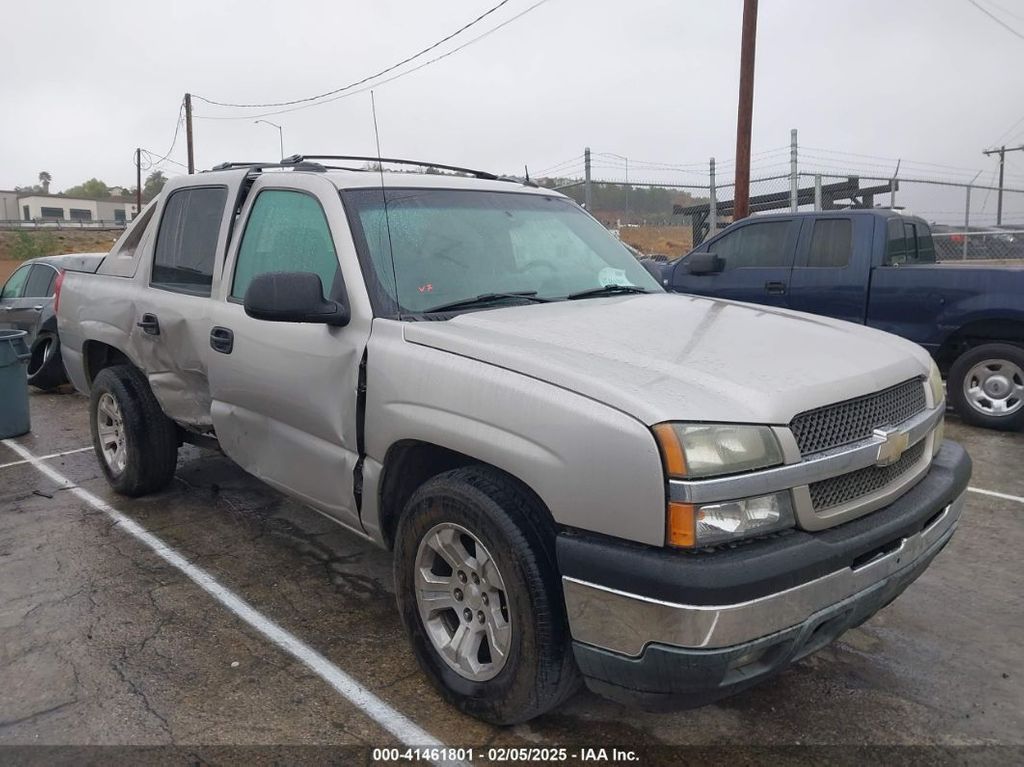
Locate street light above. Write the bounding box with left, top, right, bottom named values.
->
left=254, top=119, right=284, bottom=161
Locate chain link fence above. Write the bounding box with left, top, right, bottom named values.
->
left=536, top=140, right=1024, bottom=262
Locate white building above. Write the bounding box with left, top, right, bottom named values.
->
left=0, top=190, right=137, bottom=224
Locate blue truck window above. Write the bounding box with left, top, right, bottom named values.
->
left=714, top=221, right=791, bottom=270
left=807, top=219, right=852, bottom=267
left=886, top=219, right=906, bottom=265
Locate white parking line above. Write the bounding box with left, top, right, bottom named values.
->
left=968, top=486, right=1024, bottom=505
left=2, top=438, right=463, bottom=763
left=0, top=445, right=93, bottom=471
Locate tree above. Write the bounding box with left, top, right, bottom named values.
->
left=142, top=171, right=167, bottom=201
left=38, top=171, right=51, bottom=194
left=61, top=178, right=110, bottom=199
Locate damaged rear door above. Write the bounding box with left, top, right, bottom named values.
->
left=131, top=174, right=249, bottom=429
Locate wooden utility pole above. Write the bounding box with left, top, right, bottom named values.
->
left=135, top=148, right=142, bottom=215
left=733, top=0, right=758, bottom=221
left=184, top=93, right=195, bottom=174
left=983, top=144, right=1024, bottom=225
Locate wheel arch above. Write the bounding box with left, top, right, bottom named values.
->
left=376, top=439, right=558, bottom=550
left=83, top=340, right=135, bottom=385
left=935, top=318, right=1024, bottom=373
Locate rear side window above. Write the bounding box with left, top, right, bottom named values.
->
left=915, top=222, right=936, bottom=263
left=806, top=219, right=852, bottom=267
left=886, top=219, right=936, bottom=266
left=114, top=204, right=156, bottom=262
left=713, top=221, right=792, bottom=270
left=152, top=187, right=227, bottom=295
left=231, top=190, right=339, bottom=301
left=23, top=265, right=58, bottom=297
left=886, top=219, right=905, bottom=264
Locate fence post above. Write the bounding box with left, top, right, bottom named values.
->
left=963, top=185, right=971, bottom=261
left=790, top=128, right=798, bottom=212
left=584, top=147, right=593, bottom=211
left=814, top=174, right=822, bottom=211
left=709, top=157, right=717, bottom=237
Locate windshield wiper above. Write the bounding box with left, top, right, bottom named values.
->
left=567, top=284, right=650, bottom=300
left=422, top=291, right=550, bottom=314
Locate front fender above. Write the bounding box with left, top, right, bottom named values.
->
left=364, top=321, right=667, bottom=547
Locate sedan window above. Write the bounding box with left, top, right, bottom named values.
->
left=1, top=264, right=31, bottom=299
left=23, top=265, right=58, bottom=298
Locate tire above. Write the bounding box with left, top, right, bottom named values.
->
left=26, top=330, right=68, bottom=391
left=394, top=466, right=580, bottom=724
left=89, top=365, right=179, bottom=496
left=948, top=343, right=1024, bottom=431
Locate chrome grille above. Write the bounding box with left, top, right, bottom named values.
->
left=790, top=378, right=927, bottom=456
left=808, top=440, right=927, bottom=511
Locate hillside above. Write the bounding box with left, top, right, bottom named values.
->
left=0, top=229, right=119, bottom=283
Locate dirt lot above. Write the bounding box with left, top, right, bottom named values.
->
left=0, top=392, right=1022, bottom=763
left=617, top=226, right=693, bottom=258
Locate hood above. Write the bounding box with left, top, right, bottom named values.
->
left=403, top=293, right=932, bottom=426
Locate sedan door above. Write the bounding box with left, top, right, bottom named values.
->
left=0, top=264, right=32, bottom=330
left=1, top=263, right=56, bottom=341
left=670, top=218, right=800, bottom=307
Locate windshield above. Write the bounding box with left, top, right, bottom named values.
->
left=343, top=188, right=662, bottom=315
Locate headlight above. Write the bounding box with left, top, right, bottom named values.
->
left=928, top=361, right=945, bottom=408
left=652, top=423, right=783, bottom=479
left=667, top=492, right=795, bottom=548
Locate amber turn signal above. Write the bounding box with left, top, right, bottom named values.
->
left=652, top=423, right=687, bottom=478
left=666, top=501, right=696, bottom=548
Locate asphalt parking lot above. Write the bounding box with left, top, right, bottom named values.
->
left=1, top=390, right=1022, bottom=761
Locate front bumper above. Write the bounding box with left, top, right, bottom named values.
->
left=558, top=440, right=971, bottom=709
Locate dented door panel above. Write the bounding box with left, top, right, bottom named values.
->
left=204, top=174, right=374, bottom=531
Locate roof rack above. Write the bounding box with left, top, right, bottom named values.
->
left=208, top=155, right=524, bottom=184
left=208, top=159, right=327, bottom=172
left=283, top=154, right=499, bottom=180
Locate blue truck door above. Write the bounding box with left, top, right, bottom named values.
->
left=787, top=215, right=872, bottom=323
left=669, top=217, right=799, bottom=307
left=866, top=218, right=947, bottom=349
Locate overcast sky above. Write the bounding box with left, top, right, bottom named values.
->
left=3, top=0, right=1024, bottom=221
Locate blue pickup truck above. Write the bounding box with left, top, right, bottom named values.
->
left=660, top=209, right=1024, bottom=430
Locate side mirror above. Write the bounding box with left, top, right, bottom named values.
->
left=243, top=272, right=350, bottom=326
left=639, top=258, right=666, bottom=281
left=687, top=252, right=723, bottom=275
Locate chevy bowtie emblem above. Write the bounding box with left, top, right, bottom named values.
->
left=874, top=427, right=910, bottom=467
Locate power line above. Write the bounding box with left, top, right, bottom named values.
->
left=194, top=0, right=513, bottom=109
left=802, top=145, right=985, bottom=174
left=535, top=154, right=584, bottom=175
left=142, top=101, right=186, bottom=169
left=194, top=0, right=553, bottom=122
left=992, top=111, right=1024, bottom=146
left=966, top=0, right=1024, bottom=40
left=139, top=149, right=188, bottom=172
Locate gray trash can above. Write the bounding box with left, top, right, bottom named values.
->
left=0, top=329, right=31, bottom=439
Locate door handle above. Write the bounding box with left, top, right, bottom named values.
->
left=210, top=326, right=234, bottom=354
left=765, top=281, right=787, bottom=295
left=33, top=305, right=43, bottom=311
left=137, top=313, right=160, bottom=335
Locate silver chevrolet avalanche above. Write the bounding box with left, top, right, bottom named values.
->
left=56, top=156, right=971, bottom=724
